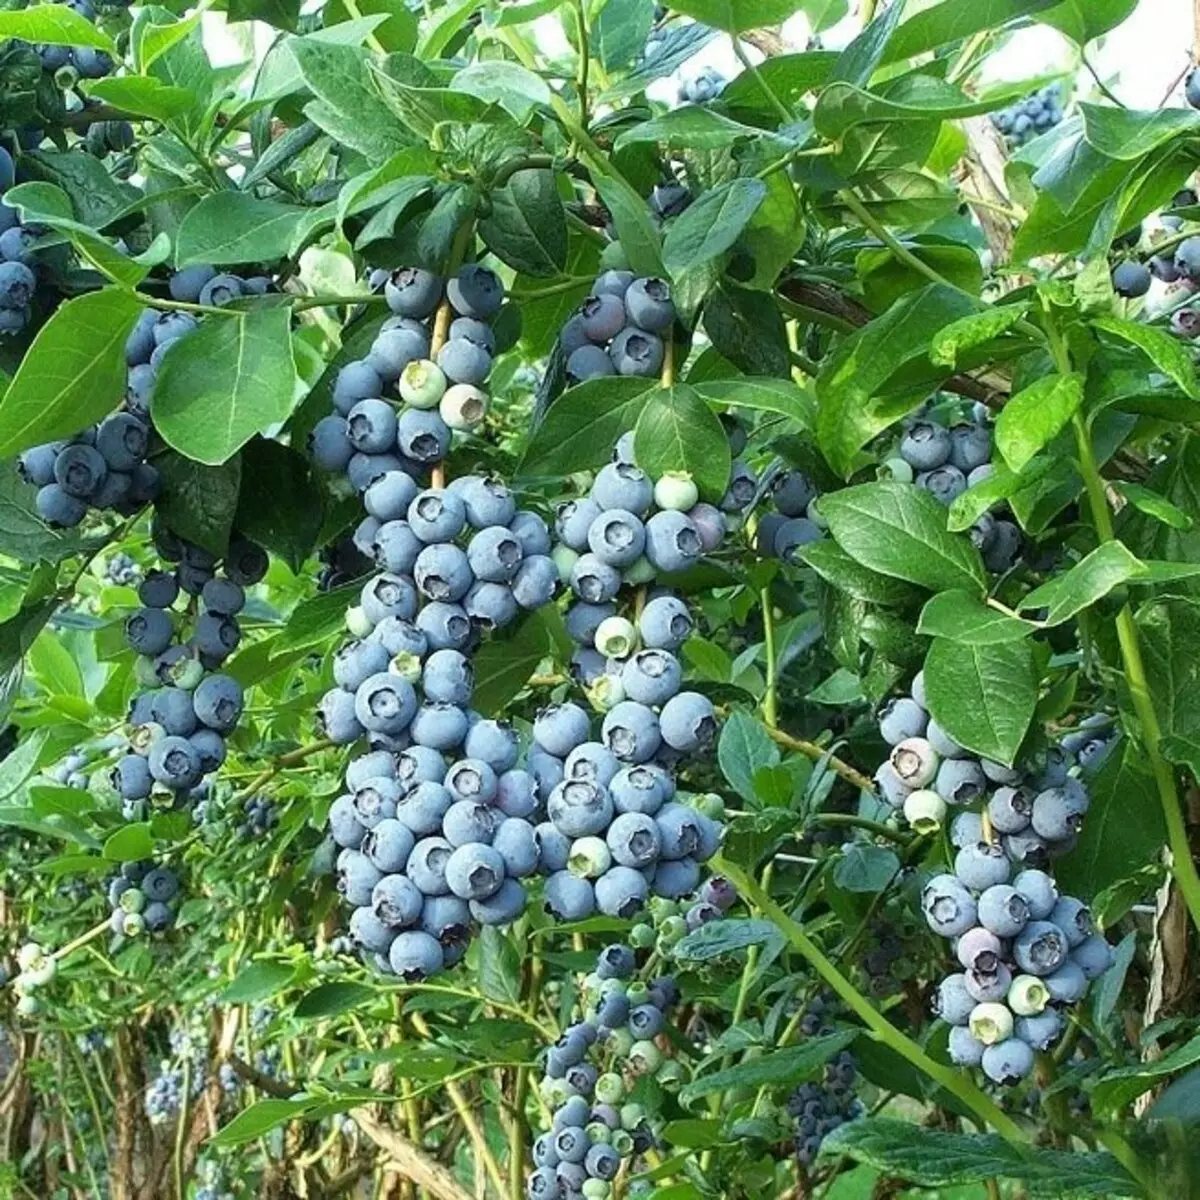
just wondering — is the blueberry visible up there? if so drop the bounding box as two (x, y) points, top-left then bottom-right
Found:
(415, 602), (472, 652)
(1030, 782), (1088, 842)
(153, 311), (198, 347)
(409, 702), (469, 751)
(1011, 868), (1058, 920)
(955, 840), (1011, 890)
(352, 776), (401, 829)
(372, 873), (423, 926)
(201, 577), (244, 616)
(193, 612), (240, 661)
(1071, 934), (1113, 980)
(396, 409), (451, 464)
(987, 786), (1032, 834)
(609, 327), (663, 377)
(349, 905), (397, 954)
(364, 471), (420, 524)
(773, 517), (823, 563)
(570, 554), (622, 604)
(606, 812), (660, 868)
(334, 640), (391, 692)
(72, 46), (113, 77)
(55, 444), (107, 499)
(354, 673), (417, 735)
(437, 337), (492, 387)
(448, 264), (503, 319)
(112, 754), (152, 800)
(0, 261), (34, 310)
(445, 843), (505, 900)
(405, 836), (454, 895)
(645, 511), (702, 572)
(224, 537), (269, 586)
(900, 422), (951, 470)
(361, 573), (418, 626)
(140, 571), (179, 612)
(367, 327), (428, 382)
(152, 687), (199, 736)
(414, 544), (474, 603)
(1150, 254), (1181, 283)
(624, 277), (674, 332)
(935, 757), (987, 806)
(198, 274), (243, 307)
(556, 498), (605, 551)
(1012, 920), (1069, 977)
(620, 650), (681, 706)
(921, 874), (977, 937)
(977, 884), (1030, 938)
(126, 607), (174, 656)
(18, 443), (62, 488)
(595, 864), (650, 916)
(491, 818), (538, 878)
(567, 344), (615, 382)
(590, 465), (657, 523)
(548, 779), (613, 838)
(511, 555), (558, 609)
(580, 293), (627, 343)
(462, 719), (519, 772)
(148, 735), (203, 789)
(169, 264), (217, 304)
(638, 595), (692, 650)
(879, 697), (928, 745)
(385, 267), (441, 317)
(658, 691), (715, 752)
(388, 930), (444, 980)
(1048, 895), (1091, 947)
(981, 1038), (1034, 1084)
(308, 415), (354, 473)
(190, 728), (226, 773)
(563, 742), (621, 787)
(344, 398), (397, 455)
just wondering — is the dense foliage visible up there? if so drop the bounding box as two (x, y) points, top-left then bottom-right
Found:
(1, 1), (1200, 1198)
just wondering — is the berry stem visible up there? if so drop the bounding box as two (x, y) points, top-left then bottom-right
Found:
(760, 723), (876, 793)
(715, 857), (1029, 1145)
(230, 739), (336, 804)
(732, 38), (792, 127)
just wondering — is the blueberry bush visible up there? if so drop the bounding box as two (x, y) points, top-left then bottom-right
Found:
(1, 1), (1200, 1198)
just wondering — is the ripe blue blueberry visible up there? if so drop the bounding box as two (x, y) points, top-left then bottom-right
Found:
(535, 822), (571, 872)
(1111, 261), (1151, 298)
(465, 580), (518, 629)
(354, 672), (417, 735)
(548, 779), (613, 838)
(444, 758), (498, 803)
(385, 267), (441, 317)
(921, 873), (977, 937)
(570, 554), (622, 604)
(448, 264), (503, 319)
(126, 607), (174, 656)
(388, 929), (444, 980)
(148, 735), (204, 789)
(445, 843), (505, 900)
(609, 326), (663, 377)
(595, 864), (649, 916)
(563, 741), (620, 787)
(1013, 920), (1069, 977)
(55, 444), (107, 499)
(492, 818), (539, 877)
(405, 836), (453, 895)
(512, 555), (559, 609)
(437, 337), (492, 386)
(658, 691), (716, 752)
(409, 702), (469, 750)
(414, 544), (474, 603)
(544, 870), (596, 920)
(367, 327), (428, 382)
(580, 293), (627, 342)
(624, 277), (674, 332)
(606, 812), (660, 868)
(638, 595), (692, 650)
(602, 702), (661, 763)
(556, 498), (605, 551)
(899, 421), (951, 470)
(644, 511), (703, 572)
(987, 786), (1032, 834)
(415, 602), (473, 652)
(610, 765), (666, 815)
(463, 719), (520, 772)
(587, 509), (646, 568)
(362, 818), (416, 872)
(621, 650), (681, 706)
(372, 873), (423, 926)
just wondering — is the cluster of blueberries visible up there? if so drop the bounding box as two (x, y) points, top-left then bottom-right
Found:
(754, 468), (825, 564)
(0, 146), (43, 337)
(11, 942), (56, 1017)
(104, 550), (142, 587)
(310, 263), (505, 481)
(888, 411), (1022, 574)
(621, 873), (737, 959)
(989, 84), (1063, 147)
(528, 943), (680, 1200)
(114, 533), (266, 824)
(787, 994), (864, 1169)
(33, 0), (117, 80)
(1112, 191), (1200, 300)
(106, 860), (183, 938)
(874, 677), (1116, 1082)
(559, 271), (676, 384)
(237, 794), (279, 841)
(676, 67), (725, 105)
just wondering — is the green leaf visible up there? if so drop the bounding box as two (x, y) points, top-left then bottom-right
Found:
(798, 541), (923, 608)
(0, 730), (48, 801)
(598, 22), (717, 104)
(821, 482), (986, 596)
(1057, 743), (1164, 917)
(678, 1031), (856, 1103)
(1080, 103), (1200, 161)
(103, 823), (154, 862)
(1119, 434), (1200, 596)
(175, 193), (316, 268)
(1019, 542), (1145, 626)
(814, 77), (1009, 140)
(153, 308), (299, 465)
(720, 50), (837, 117)
(0, 289), (142, 459)
(478, 169), (566, 278)
(663, 179), (766, 279)
(672, 918), (783, 962)
(212, 1099), (310, 1146)
(518, 378), (659, 481)
(1041, 0), (1137, 44)
(882, 0), (1060, 64)
(222, 961), (296, 1004)
(918, 591), (1035, 644)
(593, 0), (654, 72)
(233, 439), (323, 573)
(153, 453), (243, 559)
(828, 0), (906, 86)
(923, 637), (1037, 766)
(833, 844), (901, 892)
(0, 470), (90, 565)
(1091, 314), (1200, 400)
(1093, 1034), (1200, 1117)
(946, 458), (1056, 532)
(666, 0), (801, 33)
(29, 632), (83, 697)
(272, 581), (359, 658)
(470, 610), (554, 717)
(614, 107), (779, 154)
(692, 377), (815, 428)
(0, 596), (60, 677)
(477, 926), (522, 1005)
(995, 373), (1084, 473)
(1136, 598), (1200, 743)
(323, 0), (415, 50)
(702, 284), (790, 378)
(83, 76), (196, 124)
(0, 6), (116, 50)
(1116, 482), (1193, 531)
(295, 982), (374, 1019)
(930, 304), (1030, 368)
(816, 285), (976, 476)
(452, 60), (550, 118)
(633, 385), (730, 503)
(820, 1118), (1136, 1197)
(290, 37), (414, 159)
(718, 709), (780, 804)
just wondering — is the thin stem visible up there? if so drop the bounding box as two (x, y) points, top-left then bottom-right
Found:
(341, 0), (387, 53)
(231, 739), (336, 803)
(572, 0), (589, 132)
(1083, 52), (1125, 108)
(732, 38), (792, 126)
(661, 334), (675, 389)
(810, 812), (910, 847)
(716, 859), (1027, 1144)
(761, 590), (779, 729)
(492, 154), (557, 191)
(762, 724), (876, 793)
(292, 292), (391, 313)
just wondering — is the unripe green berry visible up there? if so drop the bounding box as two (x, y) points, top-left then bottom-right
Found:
(595, 1071), (625, 1104)
(134, 656), (161, 688)
(119, 887), (146, 914)
(630, 923), (656, 948)
(606, 1027), (635, 1057)
(648, 897), (678, 922)
(440, 383), (489, 431)
(659, 915), (688, 944)
(625, 981), (649, 1006)
(586, 1121), (612, 1144)
(969, 1001), (1013, 1046)
(903, 788), (946, 833)
(346, 605), (374, 638)
(694, 792), (724, 820)
(16, 994), (39, 1017)
(881, 456), (914, 483)
(569, 836), (612, 878)
(398, 359), (446, 409)
(600, 242), (631, 271)
(1008, 974), (1049, 1016)
(628, 1040), (661, 1074)
(122, 912), (146, 938)
(540, 1076), (571, 1107)
(17, 943), (44, 972)
(620, 1102), (646, 1129)
(586, 673), (625, 713)
(130, 721), (164, 755)
(621, 556), (656, 586)
(553, 544), (580, 583)
(389, 651), (423, 683)
(595, 616), (638, 658)
(610, 1128), (634, 1155)
(654, 471), (699, 512)
(656, 1059), (686, 1089)
(582, 1180), (611, 1200)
